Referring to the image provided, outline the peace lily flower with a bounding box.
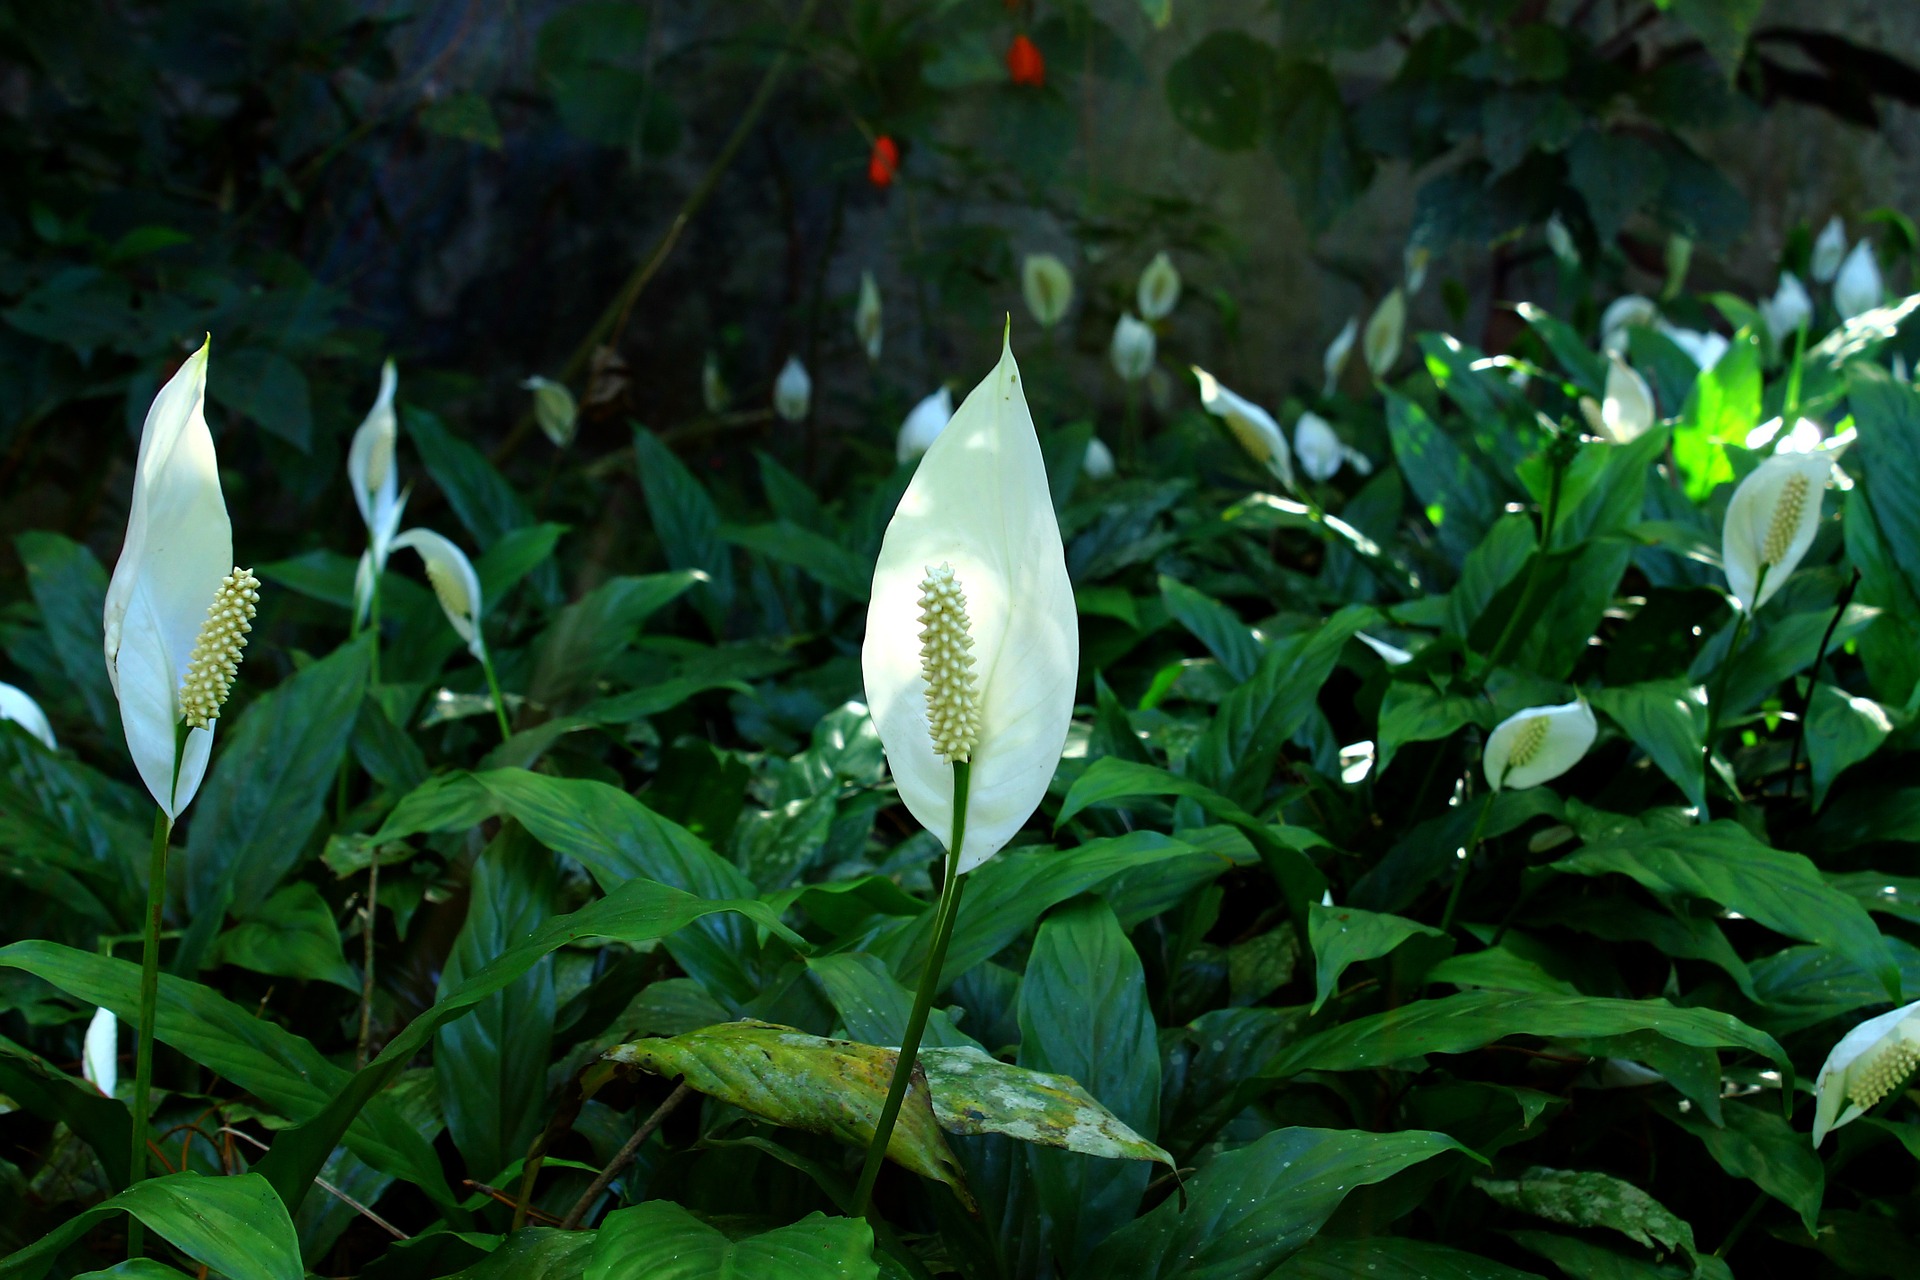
[391,527,510,741]
[1322,317,1358,395]
[1722,450,1832,613]
[1363,289,1406,376]
[773,356,811,422]
[863,330,1077,876]
[1760,271,1814,353]
[1083,436,1116,480]
[1658,322,1729,372]
[1404,244,1431,295]
[1193,367,1293,487]
[896,386,954,463]
[522,375,578,448]
[104,341,260,820]
[1579,353,1655,444]
[347,361,406,595]
[0,681,56,750]
[1110,313,1156,382]
[83,1007,117,1098]
[1811,998,1920,1146]
[1022,253,1074,330]
[1811,215,1848,283]
[1294,411,1343,483]
[1137,251,1181,321]
[1544,214,1578,267]
[856,269,884,362]
[702,352,730,414]
[1834,240,1884,321]
[1484,699,1597,791]
[1600,294,1658,355]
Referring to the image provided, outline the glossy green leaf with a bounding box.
[1309,902,1448,1012]
[529,570,703,706]
[15,530,116,733]
[1274,1236,1545,1279]
[1159,575,1260,682]
[208,880,359,991]
[1658,1097,1824,1233]
[0,1172,300,1280]
[634,427,734,630]
[722,520,874,601]
[1477,1168,1722,1278]
[1804,683,1895,809]
[585,1202,877,1280]
[0,1035,131,1189]
[1588,681,1706,810]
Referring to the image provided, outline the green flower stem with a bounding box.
[1786,567,1861,802]
[127,802,172,1258]
[1484,441,1569,673]
[1701,564,1768,810]
[480,649,513,744]
[1439,787,1497,933]
[852,760,971,1217]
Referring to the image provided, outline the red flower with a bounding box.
[1006,34,1045,87]
[868,134,900,188]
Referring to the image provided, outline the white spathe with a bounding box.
[347,360,404,580]
[1404,244,1432,295]
[1193,367,1293,487]
[83,1006,117,1098]
[1022,254,1074,329]
[862,331,1077,875]
[0,681,56,750]
[1600,295,1658,355]
[773,357,811,422]
[1110,313,1156,382]
[103,340,232,819]
[1812,999,1920,1146]
[896,387,955,463]
[856,269,884,361]
[1137,252,1181,321]
[522,375,578,448]
[1363,289,1405,376]
[1484,699,1597,791]
[1322,317,1359,395]
[1658,323,1729,372]
[1294,412,1342,482]
[1083,437,1116,479]
[1834,240,1884,321]
[391,528,487,661]
[1545,214,1578,266]
[1722,450,1831,614]
[1811,216,1848,283]
[1760,272,1813,353]
[1596,353,1655,443]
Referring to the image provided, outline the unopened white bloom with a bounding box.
[82,1007,117,1098]
[1811,216,1848,283]
[702,352,730,414]
[1723,451,1831,613]
[1760,272,1813,353]
[1404,244,1431,295]
[1294,412,1342,482]
[1194,367,1293,487]
[1110,313,1156,382]
[0,682,56,750]
[773,356,811,422]
[1545,214,1578,266]
[1659,323,1729,372]
[522,375,578,448]
[1812,999,1920,1146]
[896,387,955,463]
[863,330,1077,874]
[856,269,884,361]
[1600,295,1659,355]
[104,341,255,819]
[1591,353,1655,443]
[1322,318,1359,395]
[1342,445,1375,476]
[1484,699,1597,791]
[1363,289,1406,376]
[1083,437,1115,480]
[1137,252,1181,321]
[1834,241,1884,321]
[347,361,405,581]
[1022,254,1074,329]
[391,529,487,661]
[1356,632,1413,666]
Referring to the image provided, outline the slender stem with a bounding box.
[480,650,513,744]
[559,1082,693,1230]
[1786,568,1861,801]
[1439,788,1497,933]
[1700,564,1767,809]
[354,856,380,1070]
[127,804,172,1257]
[1715,1189,1769,1258]
[1484,446,1567,672]
[852,761,971,1216]
[368,575,382,686]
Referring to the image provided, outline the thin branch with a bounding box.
[222,1127,409,1241]
[560,1082,693,1230]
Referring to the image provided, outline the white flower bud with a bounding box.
[1109,313,1156,383]
[1294,411,1342,482]
[773,356,811,422]
[856,269,884,361]
[1136,251,1181,321]
[1022,254,1074,329]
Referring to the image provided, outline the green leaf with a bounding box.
[0,1036,131,1189]
[1805,684,1895,809]
[419,92,503,149]
[1446,512,1535,639]
[808,952,976,1049]
[722,520,874,602]
[1164,30,1274,151]
[1476,1168,1714,1275]
[1551,820,1900,1000]
[15,530,116,733]
[185,637,371,916]
[1669,0,1762,77]
[475,522,567,606]
[0,1172,300,1280]
[209,881,359,991]
[1076,1127,1473,1280]
[1159,576,1260,682]
[1516,303,1606,395]
[441,1229,592,1278]
[1506,1229,1687,1280]
[584,1202,877,1280]
[1266,59,1374,230]
[436,829,558,1181]
[1377,680,1487,775]
[1263,990,1789,1081]
[1274,1236,1545,1279]
[1672,330,1760,499]
[918,1046,1170,1166]
[1017,897,1161,1266]
[1386,393,1498,562]
[528,571,703,707]
[1309,902,1448,1013]
[210,347,312,451]
[1658,1097,1824,1233]
[634,428,734,631]
[406,407,536,553]
[1588,681,1706,810]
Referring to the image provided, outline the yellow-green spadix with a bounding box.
[862,328,1077,874]
[1812,998,1920,1146]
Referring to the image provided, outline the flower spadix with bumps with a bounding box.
[1812,998,1920,1145]
[1722,449,1832,613]
[1484,699,1597,792]
[104,340,258,818]
[863,326,1077,874]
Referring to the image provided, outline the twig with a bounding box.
[222,1127,409,1241]
[463,1180,564,1225]
[1785,568,1861,802]
[560,1082,693,1230]
[355,857,380,1070]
